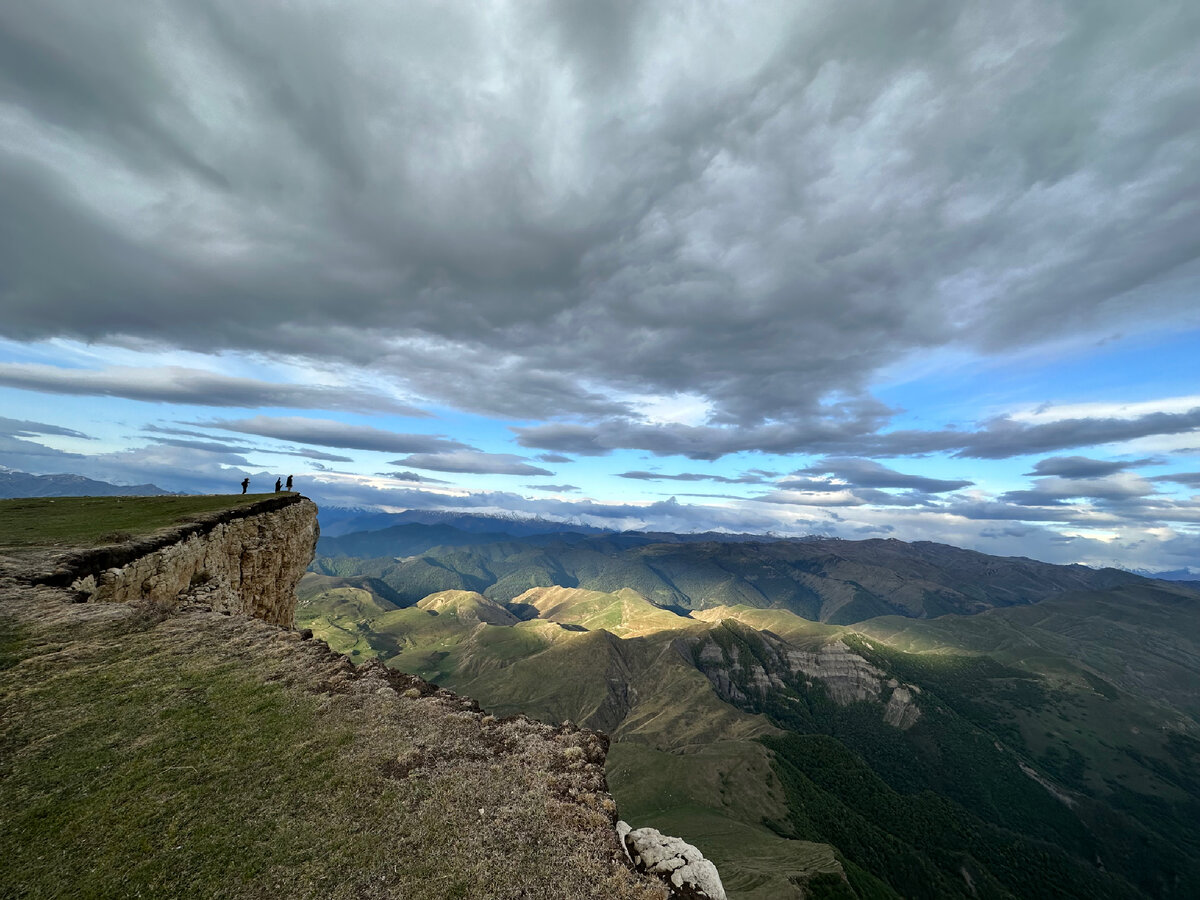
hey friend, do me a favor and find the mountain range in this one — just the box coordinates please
[0,468,171,499]
[300,517,1200,898]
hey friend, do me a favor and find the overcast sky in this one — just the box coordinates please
[2,1,1198,570]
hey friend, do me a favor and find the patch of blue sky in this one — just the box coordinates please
[0,338,96,369]
[876,327,1200,432]
[0,386,132,452]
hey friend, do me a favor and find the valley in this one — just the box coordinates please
[300,516,1200,899]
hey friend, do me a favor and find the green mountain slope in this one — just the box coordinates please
[299,533,1200,898]
[313,528,1144,623]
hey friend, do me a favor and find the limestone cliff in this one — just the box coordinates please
[693,622,922,730]
[42,495,318,626]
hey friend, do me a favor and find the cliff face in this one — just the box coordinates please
[60,496,318,626]
[693,624,922,730]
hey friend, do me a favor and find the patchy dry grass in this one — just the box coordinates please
[0,584,665,900]
[0,494,282,549]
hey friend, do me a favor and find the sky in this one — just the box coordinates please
[1,1,1198,571]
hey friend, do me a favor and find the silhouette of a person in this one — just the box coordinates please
[241,477,250,494]
[285,475,293,491]
[274,478,282,492]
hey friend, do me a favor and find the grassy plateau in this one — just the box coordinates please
[0,494,284,549]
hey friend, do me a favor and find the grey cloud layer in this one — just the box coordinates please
[1153,472,1200,489]
[617,470,768,484]
[515,406,1200,461]
[790,458,973,493]
[198,416,468,454]
[2,1,1197,434]
[0,363,424,415]
[391,451,553,477]
[1024,456,1157,479]
[0,416,92,440]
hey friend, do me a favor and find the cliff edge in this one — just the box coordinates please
[0,495,667,899]
[17,493,319,626]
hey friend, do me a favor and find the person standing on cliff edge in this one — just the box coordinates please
[274,478,282,492]
[286,475,293,491]
[241,477,250,494]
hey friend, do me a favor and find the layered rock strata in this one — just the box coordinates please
[48,495,319,626]
[693,627,922,729]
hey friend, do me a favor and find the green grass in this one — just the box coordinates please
[0,494,284,549]
[607,740,845,900]
[1,612,400,898]
[0,599,662,900]
[518,586,694,637]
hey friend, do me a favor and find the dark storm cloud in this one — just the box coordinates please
[791,458,973,493]
[1,1,1196,433]
[0,416,92,440]
[617,470,768,484]
[390,451,554,476]
[1024,455,1157,479]
[197,416,469,454]
[0,363,423,415]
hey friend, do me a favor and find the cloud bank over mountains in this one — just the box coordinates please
[0,1,1197,569]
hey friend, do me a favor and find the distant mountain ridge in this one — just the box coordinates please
[297,561,1200,897]
[316,507,613,538]
[0,468,172,498]
[314,524,1146,625]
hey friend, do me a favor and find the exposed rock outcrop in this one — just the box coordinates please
[617,822,726,899]
[60,496,318,626]
[693,625,923,729]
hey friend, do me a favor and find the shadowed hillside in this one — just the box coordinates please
[303,523,1200,898]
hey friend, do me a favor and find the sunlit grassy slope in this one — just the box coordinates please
[313,529,1143,622]
[856,581,1200,719]
[296,576,843,894]
[298,565,1200,899]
